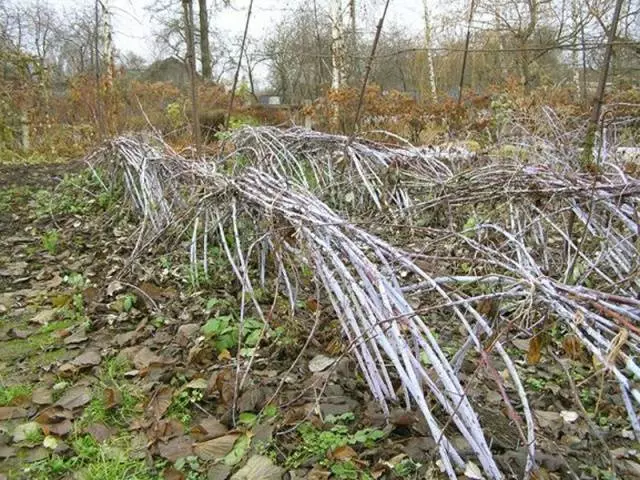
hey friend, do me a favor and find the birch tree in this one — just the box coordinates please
[422,0,437,101]
[182,0,202,156]
[330,0,346,90]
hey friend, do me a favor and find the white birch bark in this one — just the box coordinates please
[330,0,346,90]
[571,0,580,94]
[422,0,437,102]
[101,0,114,90]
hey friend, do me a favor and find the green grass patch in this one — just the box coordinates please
[25,434,152,480]
[27,348,71,370]
[0,332,62,362]
[32,169,118,219]
[79,357,144,428]
[0,185,35,210]
[0,384,32,406]
[283,413,386,472]
[38,319,73,334]
[41,230,60,254]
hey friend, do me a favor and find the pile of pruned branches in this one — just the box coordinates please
[89,127,640,479]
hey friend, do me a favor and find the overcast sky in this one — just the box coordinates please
[47,0,437,60]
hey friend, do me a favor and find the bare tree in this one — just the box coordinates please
[583,0,625,164]
[182,0,202,156]
[477,0,586,90]
[423,0,437,101]
[330,0,346,90]
[198,0,212,79]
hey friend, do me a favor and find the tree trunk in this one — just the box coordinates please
[101,0,114,133]
[312,0,324,97]
[582,0,625,165]
[458,0,475,105]
[349,0,360,80]
[330,0,346,130]
[349,0,356,38]
[422,0,437,102]
[330,0,345,91]
[225,0,253,128]
[571,0,582,99]
[198,0,212,80]
[94,0,104,140]
[101,0,114,90]
[183,0,202,157]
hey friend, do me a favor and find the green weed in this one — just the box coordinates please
[0,384,32,406]
[26,435,151,480]
[525,377,546,391]
[394,458,422,477]
[166,387,203,427]
[173,456,203,480]
[201,315,266,354]
[41,230,59,254]
[0,186,34,210]
[33,170,117,219]
[80,358,143,428]
[285,415,386,471]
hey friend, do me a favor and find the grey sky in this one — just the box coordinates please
[45,0,458,89]
[47,0,437,60]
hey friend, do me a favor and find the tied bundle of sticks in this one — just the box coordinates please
[89,127,640,479]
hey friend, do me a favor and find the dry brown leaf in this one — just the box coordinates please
[146,386,173,420]
[157,435,194,462]
[193,434,240,461]
[0,445,16,459]
[562,335,582,360]
[148,418,185,443]
[35,406,73,424]
[230,455,285,480]
[527,335,543,365]
[71,350,101,368]
[306,297,320,312]
[104,387,123,409]
[32,387,53,405]
[55,385,92,410]
[64,328,88,345]
[330,445,358,461]
[163,466,185,480]
[133,347,166,369]
[215,369,234,405]
[42,419,73,437]
[190,417,228,441]
[0,407,28,420]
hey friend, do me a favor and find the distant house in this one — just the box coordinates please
[141,57,192,87]
[258,95,282,106]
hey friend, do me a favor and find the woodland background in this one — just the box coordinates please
[0,0,638,160]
